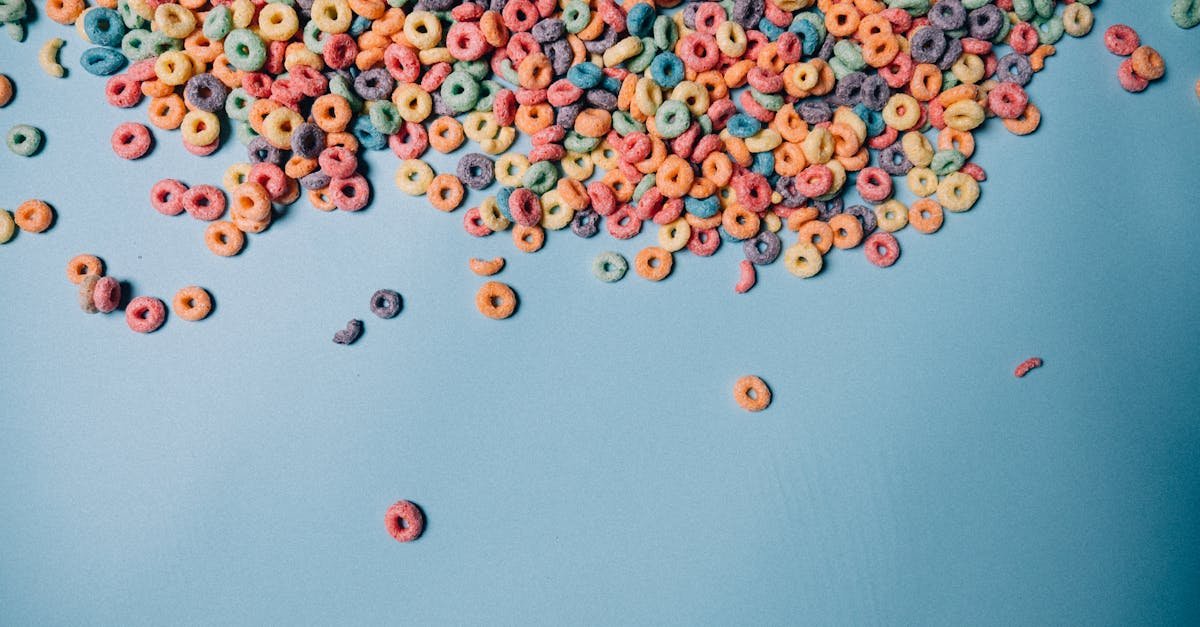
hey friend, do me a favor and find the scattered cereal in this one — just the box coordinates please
[92,276,121,313]
[592,251,628,283]
[111,123,153,160]
[734,259,757,294]
[65,253,103,284]
[7,124,43,157]
[13,199,52,233]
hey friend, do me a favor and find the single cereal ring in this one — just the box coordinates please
[1130,46,1165,81]
[426,173,465,212]
[634,246,673,281]
[14,200,53,233]
[864,232,900,267]
[369,289,402,319]
[125,296,167,333]
[150,179,188,216]
[592,251,628,282]
[512,224,545,252]
[204,221,245,256]
[78,275,101,314]
[1173,0,1200,28]
[7,124,44,157]
[1104,24,1139,56]
[0,74,13,108]
[783,241,822,278]
[92,276,121,313]
[476,281,517,319]
[469,257,505,276]
[0,209,14,244]
[172,286,213,321]
[908,199,944,234]
[828,213,864,249]
[733,375,771,412]
[111,122,153,160]
[384,500,425,543]
[1014,357,1044,378]
[183,184,228,221]
[1117,59,1150,93]
[66,254,104,284]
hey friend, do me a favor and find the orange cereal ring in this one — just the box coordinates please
[204,221,245,256]
[45,0,85,24]
[184,32,223,63]
[556,178,589,210]
[733,375,771,412]
[469,257,505,276]
[786,206,819,231]
[248,98,279,134]
[427,174,465,212]
[349,0,386,19]
[773,104,808,143]
[312,94,352,132]
[210,55,243,89]
[172,286,213,321]
[517,52,552,89]
[514,102,554,135]
[825,3,860,38]
[828,213,863,249]
[325,131,359,153]
[937,128,975,158]
[308,188,336,211]
[147,94,186,130]
[1131,45,1165,81]
[572,108,611,138]
[231,182,271,221]
[861,32,899,67]
[908,198,944,234]
[1002,103,1041,136]
[910,63,942,101]
[284,155,319,179]
[724,135,753,168]
[66,254,104,284]
[476,281,517,319]
[723,59,755,88]
[634,246,673,281]
[655,155,694,198]
[512,224,545,252]
[428,116,465,153]
[796,219,834,254]
[836,147,870,171]
[602,169,635,202]
[721,205,759,240]
[141,79,174,98]
[14,200,54,233]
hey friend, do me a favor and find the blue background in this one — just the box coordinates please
[2,4,1199,625]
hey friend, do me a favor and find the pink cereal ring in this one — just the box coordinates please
[463,206,493,237]
[864,232,900,267]
[322,33,358,70]
[960,162,987,182]
[1104,24,1139,57]
[654,198,684,225]
[389,122,429,159]
[384,44,421,83]
[606,205,642,239]
[987,81,1028,119]
[856,167,893,202]
[150,178,188,215]
[1007,21,1038,55]
[330,175,370,211]
[507,187,542,226]
[687,227,721,256]
[867,125,899,150]
[451,2,483,21]
[92,276,122,313]
[447,22,489,61]
[515,87,547,105]
[419,62,452,92]
[1117,59,1149,93]
[125,296,166,333]
[547,80,583,106]
[242,72,273,98]
[319,145,358,179]
[734,259,756,293]
[182,184,227,221]
[587,181,618,216]
[385,500,425,542]
[184,139,220,156]
[493,88,517,126]
[105,75,143,108]
[249,162,289,199]
[126,58,157,81]
[796,165,833,198]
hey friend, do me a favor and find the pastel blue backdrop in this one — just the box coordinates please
[1,4,1198,625]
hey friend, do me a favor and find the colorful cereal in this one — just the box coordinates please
[592,251,628,282]
[469,257,505,276]
[14,200,53,232]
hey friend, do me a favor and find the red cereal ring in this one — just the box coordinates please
[493,88,517,126]
[111,122,153,160]
[732,172,771,212]
[447,22,489,61]
[1104,24,1139,57]
[867,125,899,150]
[693,2,724,34]
[126,58,156,82]
[879,52,914,88]
[384,44,421,83]
[388,121,429,160]
[182,184,227,221]
[125,296,167,333]
[606,204,642,239]
[586,181,617,216]
[318,145,358,179]
[463,206,493,237]
[502,0,539,31]
[547,79,582,106]
[384,500,425,543]
[687,226,721,256]
[1117,58,1149,93]
[864,231,900,267]
[249,162,289,200]
[451,3,483,21]
[796,164,833,198]
[679,33,720,72]
[323,33,358,70]
[960,162,987,182]
[150,178,188,216]
[515,87,547,105]
[419,62,452,92]
[507,187,542,226]
[330,175,370,211]
[987,81,1028,119]
[855,167,893,203]
[242,72,273,98]
[105,75,143,108]
[184,139,221,156]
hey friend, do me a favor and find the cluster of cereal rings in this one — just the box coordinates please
[1,199,54,242]
[45,0,1113,287]
[65,253,213,332]
[1103,24,1165,93]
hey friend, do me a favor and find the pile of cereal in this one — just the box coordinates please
[37,0,1109,286]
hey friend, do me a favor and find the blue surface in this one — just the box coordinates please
[2,5,1199,625]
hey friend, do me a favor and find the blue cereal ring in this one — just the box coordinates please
[80,46,127,75]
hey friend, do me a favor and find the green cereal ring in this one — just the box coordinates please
[654,100,691,139]
[233,119,258,145]
[941,70,959,90]
[1172,0,1200,28]
[203,5,232,40]
[749,88,783,112]
[1033,0,1054,19]
[368,100,401,134]
[121,29,155,61]
[116,0,147,29]
[329,74,363,113]
[563,0,589,32]
[225,29,266,71]
[652,15,677,50]
[0,0,26,23]
[0,209,15,244]
[1034,14,1064,44]
[796,11,826,39]
[625,38,657,74]
[887,0,929,16]
[7,124,43,157]
[563,130,600,153]
[1011,0,1034,20]
[522,160,559,194]
[592,251,628,282]
[833,40,866,72]
[497,58,519,85]
[611,111,644,136]
[697,114,713,135]
[930,149,965,176]
[6,21,26,42]
[474,79,501,112]
[303,20,327,54]
[440,71,480,114]
[829,58,854,80]
[631,173,655,203]
[454,59,489,81]
[961,0,989,9]
[718,0,733,15]
[225,87,255,121]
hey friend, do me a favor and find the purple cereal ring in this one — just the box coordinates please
[125,296,166,333]
[299,171,331,191]
[92,276,122,313]
[111,122,153,160]
[456,153,495,190]
[247,136,286,165]
[183,73,229,113]
[369,289,402,319]
[743,229,781,265]
[182,184,227,221]
[290,122,326,159]
[78,275,101,314]
[570,208,599,238]
[333,319,363,345]
[150,178,188,216]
